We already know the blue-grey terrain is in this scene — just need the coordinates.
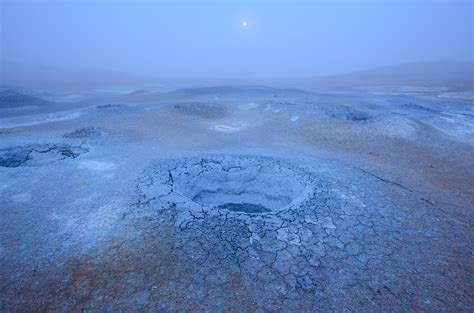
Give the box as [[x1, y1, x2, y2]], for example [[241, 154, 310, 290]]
[[0, 86, 473, 311]]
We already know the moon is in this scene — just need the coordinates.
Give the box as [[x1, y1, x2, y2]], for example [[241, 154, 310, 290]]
[[242, 21, 248, 27]]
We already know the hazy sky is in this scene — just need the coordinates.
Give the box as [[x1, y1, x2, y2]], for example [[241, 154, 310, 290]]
[[1, 0, 473, 79]]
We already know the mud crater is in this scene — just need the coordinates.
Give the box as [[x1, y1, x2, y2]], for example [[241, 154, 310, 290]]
[[139, 155, 314, 214]]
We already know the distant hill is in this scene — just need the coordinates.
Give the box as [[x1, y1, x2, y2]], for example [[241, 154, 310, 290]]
[[115, 85, 311, 103], [271, 61, 474, 92], [0, 90, 52, 109], [0, 60, 153, 92], [2, 59, 472, 93], [128, 88, 152, 95], [169, 85, 308, 97]]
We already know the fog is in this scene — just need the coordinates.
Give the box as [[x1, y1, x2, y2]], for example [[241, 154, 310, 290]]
[[1, 0, 472, 90], [2, 1, 474, 311]]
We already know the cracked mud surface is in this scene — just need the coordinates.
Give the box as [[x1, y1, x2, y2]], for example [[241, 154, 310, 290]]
[[127, 155, 471, 311], [0, 87, 473, 311]]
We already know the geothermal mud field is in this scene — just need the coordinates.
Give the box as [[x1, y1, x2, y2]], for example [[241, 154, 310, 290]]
[[0, 87, 473, 311]]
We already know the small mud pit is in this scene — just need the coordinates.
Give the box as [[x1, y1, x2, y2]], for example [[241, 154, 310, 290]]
[[138, 155, 315, 214], [0, 144, 88, 168], [64, 127, 110, 139], [324, 105, 373, 121], [173, 102, 227, 120]]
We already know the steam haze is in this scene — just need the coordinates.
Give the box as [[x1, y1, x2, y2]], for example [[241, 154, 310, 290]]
[[1, 0, 473, 90], [1, 1, 474, 310]]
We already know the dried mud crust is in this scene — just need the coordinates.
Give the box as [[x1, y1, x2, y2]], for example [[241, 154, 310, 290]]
[[1, 155, 470, 311], [129, 155, 472, 311]]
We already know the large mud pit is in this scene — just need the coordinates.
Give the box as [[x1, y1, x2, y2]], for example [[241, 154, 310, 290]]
[[138, 155, 314, 214]]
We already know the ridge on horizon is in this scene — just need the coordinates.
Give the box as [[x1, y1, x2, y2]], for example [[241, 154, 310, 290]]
[[1, 59, 473, 92]]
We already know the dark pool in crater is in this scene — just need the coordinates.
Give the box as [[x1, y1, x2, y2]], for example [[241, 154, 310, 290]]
[[217, 202, 272, 213]]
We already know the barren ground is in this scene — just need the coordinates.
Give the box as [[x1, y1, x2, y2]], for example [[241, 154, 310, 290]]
[[0, 87, 473, 311]]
